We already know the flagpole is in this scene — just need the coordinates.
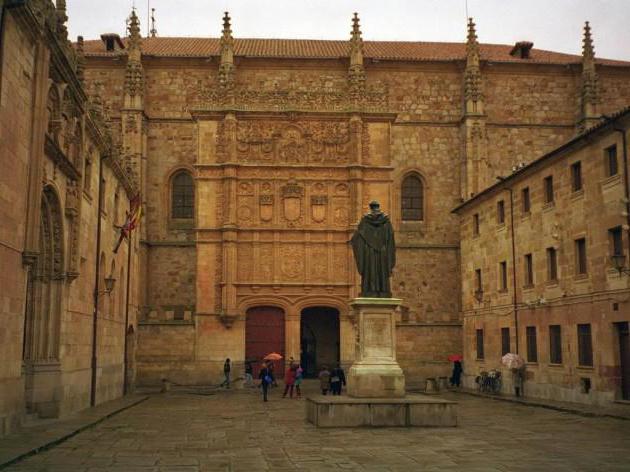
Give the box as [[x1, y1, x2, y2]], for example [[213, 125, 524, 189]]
[[123, 229, 133, 395]]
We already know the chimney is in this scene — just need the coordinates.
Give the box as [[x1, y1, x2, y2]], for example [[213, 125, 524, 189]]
[[510, 41, 534, 59], [100, 33, 125, 52]]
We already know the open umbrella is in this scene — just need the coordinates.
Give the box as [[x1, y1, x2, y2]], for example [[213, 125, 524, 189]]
[[448, 354, 463, 362], [501, 353, 525, 370], [263, 352, 283, 361]]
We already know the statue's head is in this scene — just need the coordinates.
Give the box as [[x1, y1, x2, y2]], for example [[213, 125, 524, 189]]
[[369, 200, 380, 213]]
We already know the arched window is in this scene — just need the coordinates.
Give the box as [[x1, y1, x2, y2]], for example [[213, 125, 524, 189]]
[[171, 171, 194, 219], [401, 174, 424, 221]]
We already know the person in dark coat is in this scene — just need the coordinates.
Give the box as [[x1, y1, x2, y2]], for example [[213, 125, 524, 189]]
[[330, 365, 346, 395], [221, 358, 231, 388], [258, 362, 274, 402], [450, 360, 463, 388]]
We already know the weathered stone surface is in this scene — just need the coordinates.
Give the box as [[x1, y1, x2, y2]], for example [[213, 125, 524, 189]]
[[306, 393, 457, 427]]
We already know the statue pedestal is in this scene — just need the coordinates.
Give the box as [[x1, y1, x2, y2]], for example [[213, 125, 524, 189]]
[[305, 297, 457, 427], [347, 297, 405, 398]]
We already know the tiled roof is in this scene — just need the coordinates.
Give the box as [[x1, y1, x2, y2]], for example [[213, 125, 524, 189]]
[[80, 37, 630, 66]]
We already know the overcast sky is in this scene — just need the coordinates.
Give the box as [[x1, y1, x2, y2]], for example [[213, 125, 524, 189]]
[[67, 0, 630, 61]]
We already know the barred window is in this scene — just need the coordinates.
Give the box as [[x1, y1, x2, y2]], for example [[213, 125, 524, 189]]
[[171, 171, 194, 219], [578, 324, 593, 367], [476, 329, 484, 360], [501, 327, 510, 356], [401, 175, 423, 221], [526, 326, 538, 363], [549, 325, 562, 364]]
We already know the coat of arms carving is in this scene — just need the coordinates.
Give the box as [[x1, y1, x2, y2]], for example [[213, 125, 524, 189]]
[[281, 180, 304, 225], [259, 194, 274, 222], [311, 195, 328, 223]]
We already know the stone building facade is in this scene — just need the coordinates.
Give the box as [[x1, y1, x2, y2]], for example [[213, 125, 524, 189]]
[[0, 0, 139, 436], [78, 10, 630, 389], [454, 109, 630, 405]]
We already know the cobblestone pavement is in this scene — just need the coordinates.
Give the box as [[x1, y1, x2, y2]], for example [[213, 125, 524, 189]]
[[5, 383, 630, 472]]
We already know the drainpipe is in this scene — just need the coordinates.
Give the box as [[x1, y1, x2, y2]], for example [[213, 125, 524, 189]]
[[123, 231, 132, 395], [91, 154, 107, 407], [613, 125, 630, 262], [508, 187, 519, 354], [498, 177, 519, 355]]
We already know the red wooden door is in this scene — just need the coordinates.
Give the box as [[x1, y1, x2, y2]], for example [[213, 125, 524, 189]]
[[245, 306, 285, 379]]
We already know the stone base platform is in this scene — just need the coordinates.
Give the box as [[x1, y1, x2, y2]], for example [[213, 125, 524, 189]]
[[305, 394, 457, 428]]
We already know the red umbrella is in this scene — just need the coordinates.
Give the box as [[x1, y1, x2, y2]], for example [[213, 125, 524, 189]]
[[264, 352, 283, 361], [448, 354, 463, 362]]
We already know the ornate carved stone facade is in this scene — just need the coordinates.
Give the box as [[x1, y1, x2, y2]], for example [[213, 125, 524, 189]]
[[74, 8, 630, 389]]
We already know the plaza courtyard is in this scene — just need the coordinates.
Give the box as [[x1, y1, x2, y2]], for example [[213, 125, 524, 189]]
[[3, 382, 629, 472]]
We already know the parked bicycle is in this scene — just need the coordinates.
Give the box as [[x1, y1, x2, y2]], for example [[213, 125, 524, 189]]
[[475, 369, 502, 394]]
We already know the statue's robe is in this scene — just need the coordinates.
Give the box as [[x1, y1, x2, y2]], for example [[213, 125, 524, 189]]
[[351, 211, 396, 298]]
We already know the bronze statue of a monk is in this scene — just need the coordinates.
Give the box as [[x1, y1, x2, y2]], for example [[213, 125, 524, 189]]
[[351, 201, 396, 298]]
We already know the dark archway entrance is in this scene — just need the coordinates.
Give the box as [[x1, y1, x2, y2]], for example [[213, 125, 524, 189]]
[[245, 306, 285, 378], [300, 307, 340, 378]]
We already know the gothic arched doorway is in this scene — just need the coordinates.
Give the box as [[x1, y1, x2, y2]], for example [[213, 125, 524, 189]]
[[300, 307, 340, 378], [23, 186, 64, 417], [245, 306, 285, 378]]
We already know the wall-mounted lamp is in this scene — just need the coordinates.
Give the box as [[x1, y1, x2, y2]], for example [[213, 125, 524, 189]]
[[101, 275, 117, 294], [611, 254, 630, 276]]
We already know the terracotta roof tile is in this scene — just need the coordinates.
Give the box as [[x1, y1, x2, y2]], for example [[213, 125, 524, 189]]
[[80, 37, 630, 66]]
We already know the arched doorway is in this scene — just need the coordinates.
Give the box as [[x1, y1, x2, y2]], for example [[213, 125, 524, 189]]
[[23, 186, 64, 416], [300, 307, 340, 378], [245, 306, 285, 378]]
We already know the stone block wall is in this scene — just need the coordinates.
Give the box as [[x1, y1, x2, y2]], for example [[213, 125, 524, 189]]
[[457, 120, 630, 405], [0, 8, 35, 435]]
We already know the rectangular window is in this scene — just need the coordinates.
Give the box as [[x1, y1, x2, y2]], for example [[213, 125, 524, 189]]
[[475, 269, 482, 292], [526, 326, 538, 363], [547, 247, 558, 281], [609, 226, 623, 257], [575, 238, 587, 275], [524, 253, 533, 286], [501, 327, 511, 356], [497, 200, 505, 224], [543, 175, 554, 203], [522, 187, 531, 213], [577, 324, 593, 367], [473, 213, 480, 236], [571, 161, 582, 192], [606, 145, 618, 177], [84, 158, 92, 193], [476, 329, 484, 360], [549, 325, 562, 364], [499, 261, 508, 291], [99, 177, 106, 214]]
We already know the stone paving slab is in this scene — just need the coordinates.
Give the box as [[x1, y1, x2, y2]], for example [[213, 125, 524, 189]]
[[0, 395, 147, 470], [455, 388, 630, 420], [1, 383, 630, 471]]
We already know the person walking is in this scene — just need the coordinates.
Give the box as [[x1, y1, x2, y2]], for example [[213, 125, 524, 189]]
[[450, 360, 463, 388], [319, 365, 331, 395], [282, 363, 297, 398], [221, 358, 231, 388], [267, 361, 277, 387], [295, 365, 304, 398], [259, 361, 273, 402], [244, 360, 254, 387], [330, 365, 346, 395]]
